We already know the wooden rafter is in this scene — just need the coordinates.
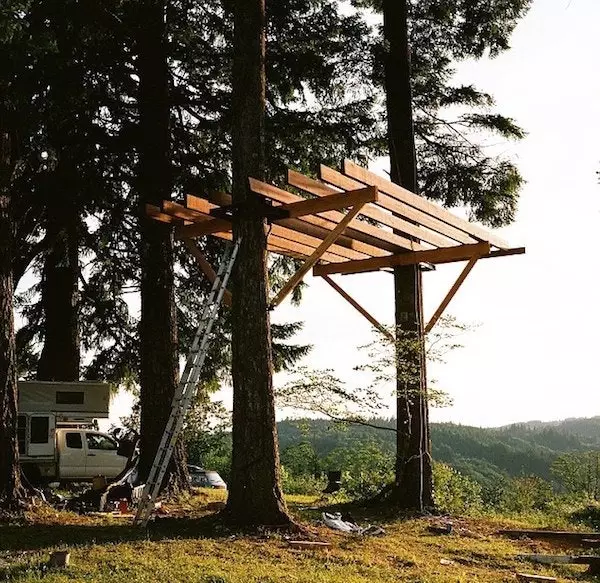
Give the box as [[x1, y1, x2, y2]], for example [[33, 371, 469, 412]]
[[270, 200, 370, 308], [313, 242, 491, 277], [424, 254, 480, 334], [322, 275, 394, 341], [288, 169, 459, 248], [341, 159, 510, 249]]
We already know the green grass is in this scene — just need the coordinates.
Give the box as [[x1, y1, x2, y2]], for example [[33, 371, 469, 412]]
[[0, 490, 595, 582]]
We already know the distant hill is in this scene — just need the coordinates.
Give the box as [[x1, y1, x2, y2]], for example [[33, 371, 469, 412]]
[[277, 416, 600, 487]]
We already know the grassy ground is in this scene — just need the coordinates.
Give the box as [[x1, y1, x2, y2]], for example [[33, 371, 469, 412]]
[[0, 490, 596, 582]]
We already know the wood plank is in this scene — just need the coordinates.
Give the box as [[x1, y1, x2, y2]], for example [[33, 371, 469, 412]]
[[183, 194, 367, 261], [270, 224, 369, 261], [516, 574, 556, 583], [319, 165, 478, 245], [247, 179, 423, 253], [424, 254, 480, 334], [146, 204, 184, 225], [313, 242, 491, 277], [271, 202, 366, 308], [175, 217, 232, 238], [342, 159, 510, 249], [322, 275, 394, 341], [162, 201, 207, 222], [250, 178, 378, 217], [288, 169, 458, 248], [269, 233, 345, 263], [189, 193, 387, 257], [288, 541, 331, 550], [183, 239, 232, 307]]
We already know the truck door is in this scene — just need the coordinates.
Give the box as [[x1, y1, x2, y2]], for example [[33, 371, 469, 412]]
[[27, 415, 55, 457], [84, 432, 127, 478], [59, 430, 87, 479]]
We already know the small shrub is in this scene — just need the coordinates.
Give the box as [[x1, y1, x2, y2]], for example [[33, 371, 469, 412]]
[[433, 462, 483, 514]]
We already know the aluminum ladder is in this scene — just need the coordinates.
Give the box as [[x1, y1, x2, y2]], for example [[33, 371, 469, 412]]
[[133, 240, 240, 526]]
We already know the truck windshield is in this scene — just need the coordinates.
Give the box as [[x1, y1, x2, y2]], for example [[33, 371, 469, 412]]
[[86, 434, 117, 451]]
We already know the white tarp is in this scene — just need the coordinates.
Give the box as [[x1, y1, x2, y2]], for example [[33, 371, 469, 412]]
[[18, 381, 110, 418]]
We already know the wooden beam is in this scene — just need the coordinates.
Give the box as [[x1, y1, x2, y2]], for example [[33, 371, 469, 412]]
[[268, 233, 345, 263], [424, 254, 480, 334], [322, 275, 394, 341], [246, 179, 422, 253], [146, 204, 184, 225], [313, 242, 491, 277], [175, 217, 232, 238], [320, 164, 478, 245], [342, 159, 510, 249], [288, 169, 457, 248], [188, 192, 387, 257], [270, 202, 367, 308], [250, 178, 378, 217], [183, 239, 232, 307], [162, 201, 207, 222]]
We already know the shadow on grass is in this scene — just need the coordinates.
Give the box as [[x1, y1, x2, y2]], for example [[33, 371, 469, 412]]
[[0, 514, 229, 552]]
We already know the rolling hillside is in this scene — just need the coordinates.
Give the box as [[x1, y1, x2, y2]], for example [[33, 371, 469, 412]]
[[277, 416, 600, 487]]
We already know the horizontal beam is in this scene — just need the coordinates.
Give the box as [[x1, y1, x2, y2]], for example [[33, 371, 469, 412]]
[[313, 242, 491, 276], [289, 169, 458, 248], [249, 178, 378, 217], [342, 159, 509, 249], [175, 183, 378, 240], [146, 204, 184, 225], [320, 165, 479, 246], [246, 179, 422, 253], [189, 193, 383, 258]]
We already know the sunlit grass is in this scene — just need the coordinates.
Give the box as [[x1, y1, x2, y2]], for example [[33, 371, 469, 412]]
[[0, 491, 592, 582]]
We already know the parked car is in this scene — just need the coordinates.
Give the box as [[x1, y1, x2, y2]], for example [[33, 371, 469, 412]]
[[188, 465, 227, 489]]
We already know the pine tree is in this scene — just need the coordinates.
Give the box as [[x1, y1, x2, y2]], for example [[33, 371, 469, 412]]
[[225, 0, 291, 527]]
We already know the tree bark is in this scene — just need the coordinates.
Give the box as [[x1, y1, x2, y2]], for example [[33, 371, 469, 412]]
[[37, 161, 80, 381], [0, 128, 26, 511], [383, 0, 434, 510], [136, 0, 188, 492], [225, 0, 291, 526]]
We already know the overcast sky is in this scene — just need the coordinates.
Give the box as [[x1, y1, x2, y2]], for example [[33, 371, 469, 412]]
[[110, 0, 600, 429]]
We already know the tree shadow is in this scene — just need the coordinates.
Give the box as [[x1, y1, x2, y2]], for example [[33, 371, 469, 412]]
[[0, 513, 229, 552]]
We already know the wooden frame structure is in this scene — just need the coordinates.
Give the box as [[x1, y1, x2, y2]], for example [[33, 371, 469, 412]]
[[147, 160, 524, 334]]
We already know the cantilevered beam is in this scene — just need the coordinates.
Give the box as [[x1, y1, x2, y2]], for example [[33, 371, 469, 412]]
[[288, 169, 458, 248], [186, 193, 388, 258], [341, 159, 510, 249], [270, 201, 369, 308], [183, 239, 233, 307], [245, 180, 423, 253], [322, 275, 394, 341], [174, 183, 378, 240], [313, 242, 491, 276], [318, 165, 477, 245], [146, 204, 184, 225], [424, 254, 480, 334]]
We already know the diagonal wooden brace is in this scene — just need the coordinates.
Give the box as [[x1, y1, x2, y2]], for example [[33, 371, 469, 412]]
[[322, 275, 394, 341], [424, 253, 481, 334], [269, 196, 373, 308], [183, 239, 233, 308]]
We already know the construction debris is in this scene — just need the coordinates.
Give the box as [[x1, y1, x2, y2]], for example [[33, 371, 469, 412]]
[[516, 574, 557, 582]]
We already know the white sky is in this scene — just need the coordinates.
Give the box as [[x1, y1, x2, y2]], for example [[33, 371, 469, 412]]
[[109, 0, 600, 429], [269, 0, 600, 428]]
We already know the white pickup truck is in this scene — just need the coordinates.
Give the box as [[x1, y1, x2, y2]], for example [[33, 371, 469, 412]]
[[18, 381, 129, 483]]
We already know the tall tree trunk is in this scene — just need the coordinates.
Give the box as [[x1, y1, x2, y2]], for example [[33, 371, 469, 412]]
[[37, 160, 80, 381], [136, 0, 188, 491], [225, 0, 291, 526], [0, 128, 26, 511], [383, 0, 434, 510]]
